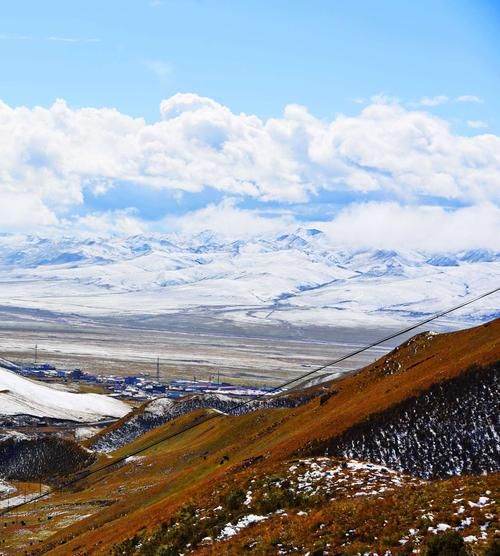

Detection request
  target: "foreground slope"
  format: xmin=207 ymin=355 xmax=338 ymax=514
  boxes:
xmin=1 ymin=319 xmax=498 ymax=555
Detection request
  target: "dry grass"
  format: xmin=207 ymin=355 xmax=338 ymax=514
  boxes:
xmin=1 ymin=319 xmax=498 ymax=555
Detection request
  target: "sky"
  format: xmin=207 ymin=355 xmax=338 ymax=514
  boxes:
xmin=1 ymin=0 xmax=499 ymax=250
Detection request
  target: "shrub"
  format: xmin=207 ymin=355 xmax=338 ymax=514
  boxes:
xmin=485 ymin=539 xmax=500 ymax=556
xmin=423 ymin=530 xmax=471 ymax=556
xmin=223 ymin=488 xmax=246 ymax=512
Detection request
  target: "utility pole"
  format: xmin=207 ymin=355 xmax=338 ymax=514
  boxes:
xmin=34 ymin=344 xmax=38 ymax=366
xmin=217 ymin=369 xmax=220 ymax=385
xmin=156 ymin=356 xmax=160 ymax=383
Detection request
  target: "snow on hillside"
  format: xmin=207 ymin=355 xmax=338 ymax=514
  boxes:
xmin=0 ymin=231 xmax=497 ymax=328
xmin=90 ymin=391 xmax=318 ymax=452
xmin=0 ymin=479 xmax=15 ymax=497
xmin=327 ymin=363 xmax=499 ymax=479
xmin=0 ymin=366 xmax=130 ymax=422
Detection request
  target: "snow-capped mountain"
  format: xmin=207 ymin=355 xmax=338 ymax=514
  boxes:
xmin=0 ymin=230 xmax=497 ymax=328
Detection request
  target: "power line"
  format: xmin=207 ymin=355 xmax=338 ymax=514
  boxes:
xmin=227 ymin=285 xmax=500 ymax=414
xmin=0 ymin=411 xmax=220 ymax=517
xmin=1 ymin=285 xmax=498 ymax=518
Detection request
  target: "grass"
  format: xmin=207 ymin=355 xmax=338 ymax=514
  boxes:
xmin=1 ymin=319 xmax=498 ymax=555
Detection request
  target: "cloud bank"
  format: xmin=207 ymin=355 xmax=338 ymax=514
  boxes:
xmin=0 ymin=93 xmax=498 ymax=250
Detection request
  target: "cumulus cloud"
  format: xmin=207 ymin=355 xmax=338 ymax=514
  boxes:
xmin=165 ymin=198 xmax=296 ymax=240
xmin=0 ymin=93 xmax=499 ymax=238
xmin=141 ymin=197 xmax=500 ymax=252
xmin=0 ymin=191 xmax=58 ymax=231
xmin=72 ymin=210 xmax=146 ymax=236
xmin=318 ymin=202 xmax=500 ymax=251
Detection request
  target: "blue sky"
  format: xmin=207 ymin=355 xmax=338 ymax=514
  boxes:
xmin=0 ymin=0 xmax=499 ymax=248
xmin=1 ymin=0 xmax=499 ymax=125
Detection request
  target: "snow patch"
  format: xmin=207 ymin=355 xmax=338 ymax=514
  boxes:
xmin=218 ymin=514 xmax=268 ymax=539
xmin=0 ymin=367 xmax=130 ymax=422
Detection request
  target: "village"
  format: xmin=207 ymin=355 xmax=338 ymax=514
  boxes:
xmin=14 ymin=357 xmax=276 ymax=402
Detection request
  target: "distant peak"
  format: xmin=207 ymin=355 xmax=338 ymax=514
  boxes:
xmin=304 ymin=228 xmax=322 ymax=236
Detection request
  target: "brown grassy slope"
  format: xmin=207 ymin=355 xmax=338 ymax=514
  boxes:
xmin=193 ymin=470 xmax=499 ymax=555
xmin=17 ymin=318 xmax=500 ymax=555
xmin=13 ymin=409 xmax=294 ymax=554
xmin=263 ymin=318 xmax=500 ymax=459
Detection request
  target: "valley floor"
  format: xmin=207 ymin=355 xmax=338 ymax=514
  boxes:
xmin=0 ymin=307 xmax=392 ymax=386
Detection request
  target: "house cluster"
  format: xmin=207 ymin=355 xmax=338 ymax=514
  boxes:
xmin=17 ymin=363 xmax=274 ymax=401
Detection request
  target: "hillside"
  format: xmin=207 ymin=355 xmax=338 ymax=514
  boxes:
xmin=0 ymin=365 xmax=130 ymax=423
xmin=0 ymin=319 xmax=498 ymax=555
xmin=324 ymin=362 xmax=498 ymax=478
xmin=87 ymin=389 xmax=321 ymax=453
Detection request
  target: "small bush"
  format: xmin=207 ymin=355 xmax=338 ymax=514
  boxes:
xmin=253 ymin=482 xmax=308 ymax=514
xmin=485 ymin=539 xmax=500 ymax=556
xmin=423 ymin=530 xmax=471 ymax=556
xmin=109 ymin=535 xmax=140 ymax=555
xmin=223 ymin=488 xmax=246 ymax=511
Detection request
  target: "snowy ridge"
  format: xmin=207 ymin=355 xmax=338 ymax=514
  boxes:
xmin=91 ymin=391 xmax=318 ymax=452
xmin=0 ymin=366 xmax=130 ymax=422
xmin=0 ymin=231 xmax=498 ymax=328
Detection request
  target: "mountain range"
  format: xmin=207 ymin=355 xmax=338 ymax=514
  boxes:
xmin=0 ymin=230 xmax=498 ymax=329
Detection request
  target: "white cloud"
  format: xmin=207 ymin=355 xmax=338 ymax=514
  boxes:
xmin=0 ymin=93 xmax=499 ymax=234
xmin=0 ymin=192 xmax=58 ymax=231
xmin=415 ymin=95 xmax=449 ymax=107
xmin=47 ymin=36 xmax=101 ymax=43
xmin=318 ymin=202 xmax=500 ymax=251
xmin=467 ymin=120 xmax=488 ymax=129
xmin=71 ymin=210 xmax=145 ymax=237
xmin=0 ymin=34 xmax=34 ymax=41
xmin=165 ymin=198 xmax=296 ymax=240
xmin=0 ymin=34 xmax=100 ymax=43
xmin=131 ymin=197 xmax=500 ymax=252
xmin=370 ymin=93 xmax=400 ymax=105
xmin=457 ymin=95 xmax=483 ymax=104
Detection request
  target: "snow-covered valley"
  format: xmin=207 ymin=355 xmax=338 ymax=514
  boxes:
xmin=0 ymin=229 xmax=497 ymax=330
